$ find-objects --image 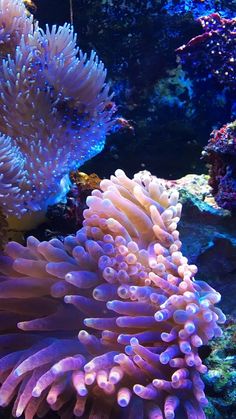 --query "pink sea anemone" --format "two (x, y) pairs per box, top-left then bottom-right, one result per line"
(0, 170), (225, 418)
